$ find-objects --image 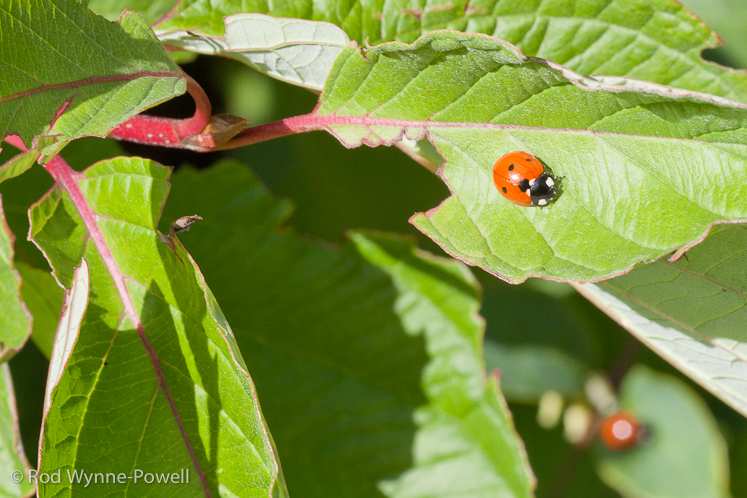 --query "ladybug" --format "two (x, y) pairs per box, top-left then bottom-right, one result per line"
(598, 411), (647, 451)
(493, 152), (558, 207)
